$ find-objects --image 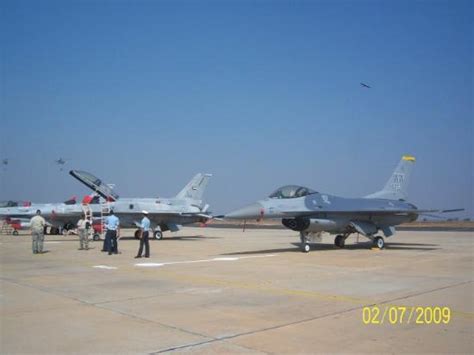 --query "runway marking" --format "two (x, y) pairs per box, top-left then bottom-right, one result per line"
(157, 271), (474, 320)
(134, 254), (277, 268)
(93, 265), (118, 270)
(44, 241), (62, 244)
(135, 263), (164, 267)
